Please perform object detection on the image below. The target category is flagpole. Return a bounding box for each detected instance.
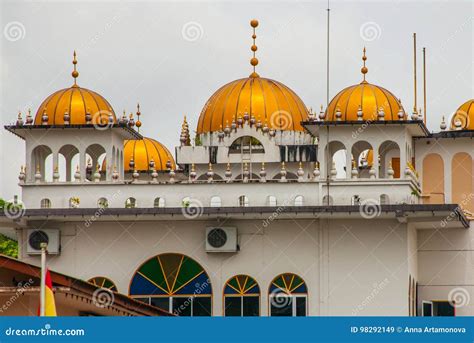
[40,242,47,317]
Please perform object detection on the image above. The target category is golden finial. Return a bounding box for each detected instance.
[249,19,259,78]
[361,47,368,82]
[72,50,79,86]
[135,103,142,131]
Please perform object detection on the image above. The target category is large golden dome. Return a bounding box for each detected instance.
[326,49,406,121]
[450,99,474,130]
[34,52,116,125]
[197,77,309,134]
[124,137,175,172]
[196,19,309,134]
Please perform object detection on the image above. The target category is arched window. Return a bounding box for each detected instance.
[380,194,389,205]
[154,197,165,208]
[269,273,308,317]
[224,275,260,316]
[40,198,51,209]
[125,197,136,208]
[88,276,118,292]
[294,195,304,206]
[239,195,249,207]
[97,197,108,208]
[267,196,277,206]
[210,196,221,207]
[322,195,333,206]
[69,197,80,208]
[229,136,264,154]
[129,253,212,316]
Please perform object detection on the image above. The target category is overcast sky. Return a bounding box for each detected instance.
[0,0,472,200]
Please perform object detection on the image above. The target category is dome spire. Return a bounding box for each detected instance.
[249,19,259,78]
[361,47,368,83]
[72,50,79,86]
[135,103,142,132]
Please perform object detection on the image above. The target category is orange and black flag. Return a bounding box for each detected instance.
[38,268,57,316]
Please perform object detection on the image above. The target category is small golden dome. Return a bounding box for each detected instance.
[197,77,309,133]
[326,48,406,121]
[34,52,116,125]
[326,83,405,121]
[450,99,474,130]
[124,137,175,172]
[34,87,116,125]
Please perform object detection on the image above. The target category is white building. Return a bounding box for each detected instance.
[2,20,473,317]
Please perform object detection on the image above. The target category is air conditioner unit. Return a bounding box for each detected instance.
[26,229,60,255]
[205,227,237,252]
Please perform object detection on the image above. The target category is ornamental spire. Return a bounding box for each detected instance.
[72,50,79,86]
[180,116,191,146]
[249,19,259,78]
[135,103,142,132]
[361,47,368,83]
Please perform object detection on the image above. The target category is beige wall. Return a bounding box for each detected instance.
[19,217,414,316]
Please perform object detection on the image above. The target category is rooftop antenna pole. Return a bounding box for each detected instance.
[326,0,330,107]
[413,33,418,116]
[325,0,331,206]
[422,47,427,125]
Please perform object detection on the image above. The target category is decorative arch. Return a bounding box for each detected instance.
[294,195,304,206]
[40,198,51,209]
[379,140,401,178]
[223,275,260,316]
[229,136,265,154]
[269,273,308,316]
[31,145,53,182]
[97,197,108,208]
[85,143,107,181]
[422,153,445,204]
[210,196,221,207]
[125,197,137,208]
[129,253,212,316]
[88,276,118,292]
[58,144,80,181]
[452,152,474,213]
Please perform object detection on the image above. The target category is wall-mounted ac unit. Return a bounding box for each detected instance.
[205,227,237,252]
[26,229,60,255]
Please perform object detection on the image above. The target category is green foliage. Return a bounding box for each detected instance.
[0,233,18,258]
[0,197,19,258]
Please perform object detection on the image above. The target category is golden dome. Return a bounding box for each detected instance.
[34,52,116,125]
[124,137,175,172]
[196,19,309,134]
[326,48,406,121]
[450,99,474,130]
[197,77,309,133]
